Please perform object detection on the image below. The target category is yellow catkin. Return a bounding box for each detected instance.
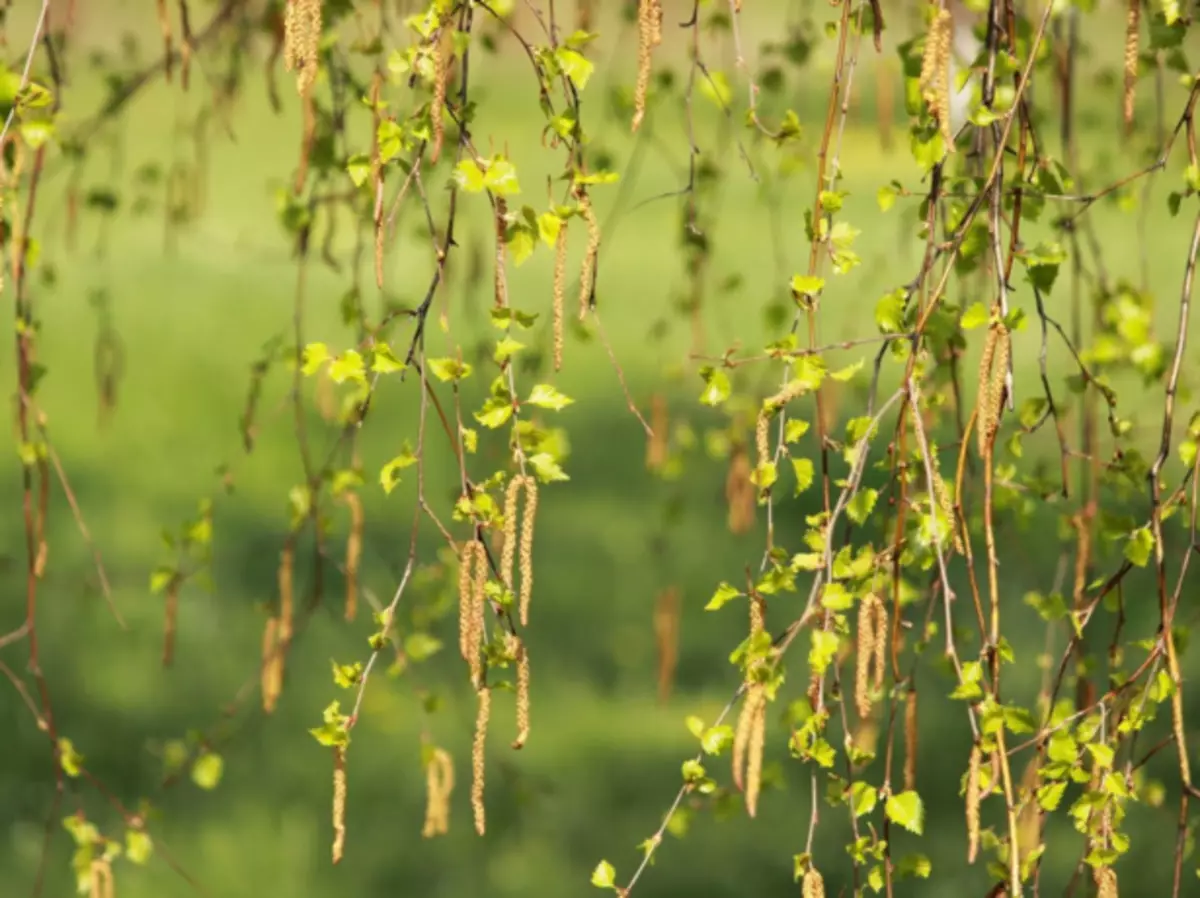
[279,543,295,646]
[802,867,825,898]
[510,634,531,749]
[976,325,1002,457]
[631,0,663,132]
[919,9,953,152]
[458,539,478,661]
[89,858,114,898]
[855,595,878,719]
[726,445,754,534]
[553,222,568,371]
[471,687,491,835]
[494,197,509,309]
[904,688,918,791]
[731,686,753,792]
[422,747,454,837]
[653,585,680,703]
[261,615,282,713]
[932,466,963,554]
[646,393,668,471]
[578,0,594,31]
[156,0,173,82]
[871,595,887,692]
[966,744,981,863]
[162,575,180,668]
[501,477,521,592]
[518,477,538,627]
[430,29,448,163]
[470,543,487,687]
[577,189,599,319]
[755,412,770,471]
[332,745,347,863]
[284,0,321,97]
[1095,865,1118,898]
[344,492,363,622]
[745,687,766,817]
[1123,0,1139,133]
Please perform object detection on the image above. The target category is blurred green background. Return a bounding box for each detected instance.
[2,1,1198,896]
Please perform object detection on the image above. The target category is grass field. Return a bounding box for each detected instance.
[1,2,1199,896]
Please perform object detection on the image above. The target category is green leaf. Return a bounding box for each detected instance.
[475,398,514,429]
[483,158,521,195]
[706,582,741,611]
[877,184,897,212]
[846,488,878,525]
[830,359,863,382]
[380,447,418,494]
[191,752,224,790]
[453,159,487,193]
[875,289,906,334]
[896,854,932,879]
[301,342,330,375]
[809,629,840,676]
[790,274,826,299]
[346,153,372,188]
[494,336,525,363]
[1124,526,1154,568]
[555,48,595,89]
[851,782,879,817]
[427,357,473,382]
[701,725,735,755]
[537,212,563,247]
[526,383,575,411]
[328,350,367,384]
[125,829,153,865]
[404,632,443,662]
[529,452,570,483]
[332,660,364,688]
[792,457,815,495]
[820,582,853,611]
[961,302,990,330]
[591,860,616,889]
[370,342,406,374]
[699,366,731,407]
[58,738,84,777]
[698,70,732,108]
[884,790,925,835]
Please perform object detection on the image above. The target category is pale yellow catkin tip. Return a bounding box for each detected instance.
[631,0,662,132]
[430,32,447,163]
[501,477,521,590]
[903,689,918,791]
[344,491,363,622]
[1095,865,1118,898]
[744,689,765,817]
[872,598,888,692]
[1123,0,1139,131]
[754,410,770,471]
[802,867,825,898]
[518,477,538,628]
[966,744,981,864]
[332,745,347,863]
[472,687,491,835]
[854,595,877,719]
[553,223,567,371]
[577,191,599,319]
[512,635,531,749]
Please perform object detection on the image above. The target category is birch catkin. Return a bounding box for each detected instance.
[332,745,347,863]
[553,222,568,371]
[510,634,531,749]
[577,189,599,319]
[1123,0,1139,133]
[966,744,981,863]
[422,748,454,838]
[632,0,663,132]
[802,867,826,898]
[471,687,491,835]
[343,491,363,622]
